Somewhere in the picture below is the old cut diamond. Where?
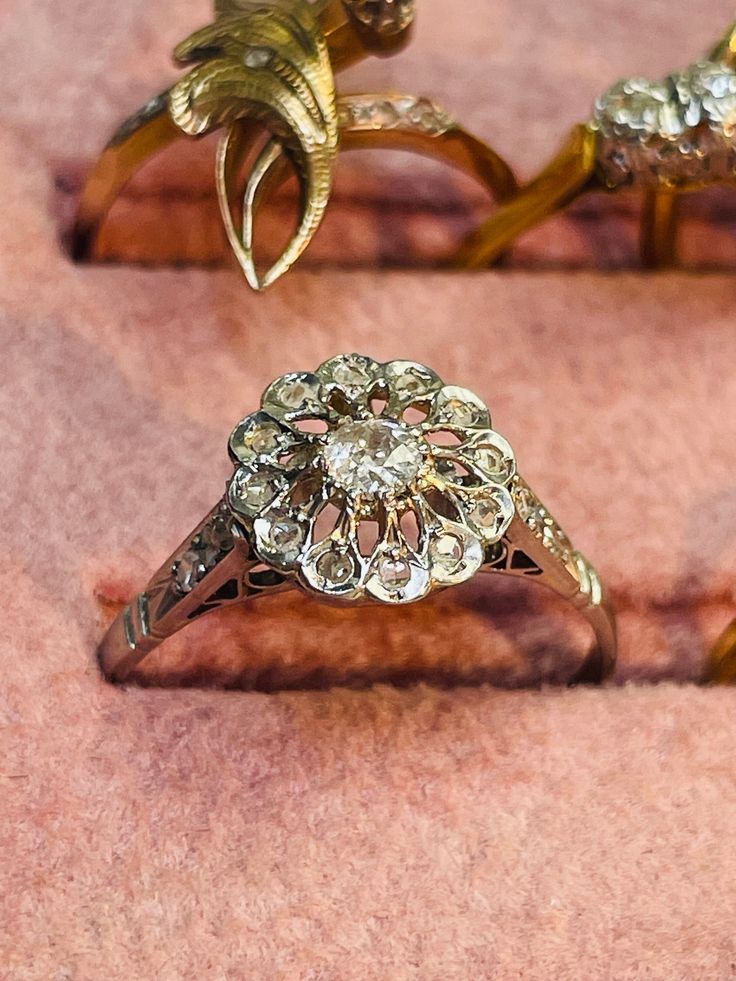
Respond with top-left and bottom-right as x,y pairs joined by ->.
322,418 -> 423,497
229,467 -> 285,515
429,533 -> 464,571
331,355 -> 373,388
243,46 -> 273,69
466,487 -> 514,542
267,372 -> 322,412
234,420 -> 283,459
344,0 -> 414,34
377,555 -> 411,589
432,386 -> 489,428
255,514 -> 306,564
316,549 -> 354,584
386,362 -> 437,400
174,549 -> 205,593
246,423 -> 282,455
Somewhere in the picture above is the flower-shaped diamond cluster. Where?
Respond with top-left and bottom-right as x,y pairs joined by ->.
226,355 -> 517,604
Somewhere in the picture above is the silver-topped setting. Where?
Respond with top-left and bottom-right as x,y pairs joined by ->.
225,354 -> 517,604
591,61 -> 736,189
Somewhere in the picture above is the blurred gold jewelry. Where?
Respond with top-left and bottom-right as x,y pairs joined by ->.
456,20 -> 736,270
72,0 -> 415,289
705,620 -> 736,684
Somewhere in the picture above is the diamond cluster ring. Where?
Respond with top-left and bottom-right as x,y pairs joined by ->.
456,19 -> 736,270
98,355 -> 617,685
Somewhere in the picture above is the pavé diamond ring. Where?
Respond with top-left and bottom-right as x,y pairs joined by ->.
98,355 -> 617,685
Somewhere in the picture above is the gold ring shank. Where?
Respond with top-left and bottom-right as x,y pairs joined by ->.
338,116 -> 518,202
97,479 -> 616,686
73,94 -> 517,266
213,95 -> 518,285
705,619 -> 736,684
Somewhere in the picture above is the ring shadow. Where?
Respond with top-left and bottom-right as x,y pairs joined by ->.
100,574 -> 595,693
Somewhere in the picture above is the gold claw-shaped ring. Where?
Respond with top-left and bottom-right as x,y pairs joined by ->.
72,0 -> 518,289
72,0 -> 414,289
221,91 -> 518,283
170,1 -> 340,289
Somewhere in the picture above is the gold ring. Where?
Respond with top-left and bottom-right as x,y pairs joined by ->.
455,20 -> 736,270
706,620 -> 736,684
72,0 -> 414,288
221,91 -> 518,284
98,354 -> 616,686
72,0 -> 517,289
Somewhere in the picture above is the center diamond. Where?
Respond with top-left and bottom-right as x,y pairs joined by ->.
323,418 -> 424,498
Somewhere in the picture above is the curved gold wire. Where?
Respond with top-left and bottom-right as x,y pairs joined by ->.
171,1 -> 339,289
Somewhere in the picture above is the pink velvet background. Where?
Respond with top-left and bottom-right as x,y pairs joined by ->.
3,1 -> 736,977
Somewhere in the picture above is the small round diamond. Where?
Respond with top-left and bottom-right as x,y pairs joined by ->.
255,514 -> 306,564
429,533 -> 463,571
234,420 -> 283,459
173,550 -> 205,593
442,399 -> 477,426
316,550 -> 354,584
323,418 -> 423,498
386,362 -> 437,400
432,386 -> 489,428
466,488 -> 514,542
427,527 -> 483,585
377,555 -> 411,589
345,0 -> 414,34
200,515 -> 235,563
268,518 -> 305,558
270,520 -> 303,550
266,373 -> 322,412
468,500 -> 500,529
248,423 -> 282,454
243,46 -> 272,69
229,467 -> 284,515
280,380 -> 318,409
395,373 -> 427,398
331,357 -> 372,388
459,436 -> 515,484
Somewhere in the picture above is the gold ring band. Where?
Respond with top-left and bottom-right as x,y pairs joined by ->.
73,0 -> 516,289
72,0 -> 414,287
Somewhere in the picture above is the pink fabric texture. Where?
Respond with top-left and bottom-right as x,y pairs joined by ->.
3,0 -> 736,977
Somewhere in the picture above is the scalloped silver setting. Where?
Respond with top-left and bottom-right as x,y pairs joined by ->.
226,355 -> 517,604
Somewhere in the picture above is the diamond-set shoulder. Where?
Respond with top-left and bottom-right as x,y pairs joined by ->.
226,355 -> 517,604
